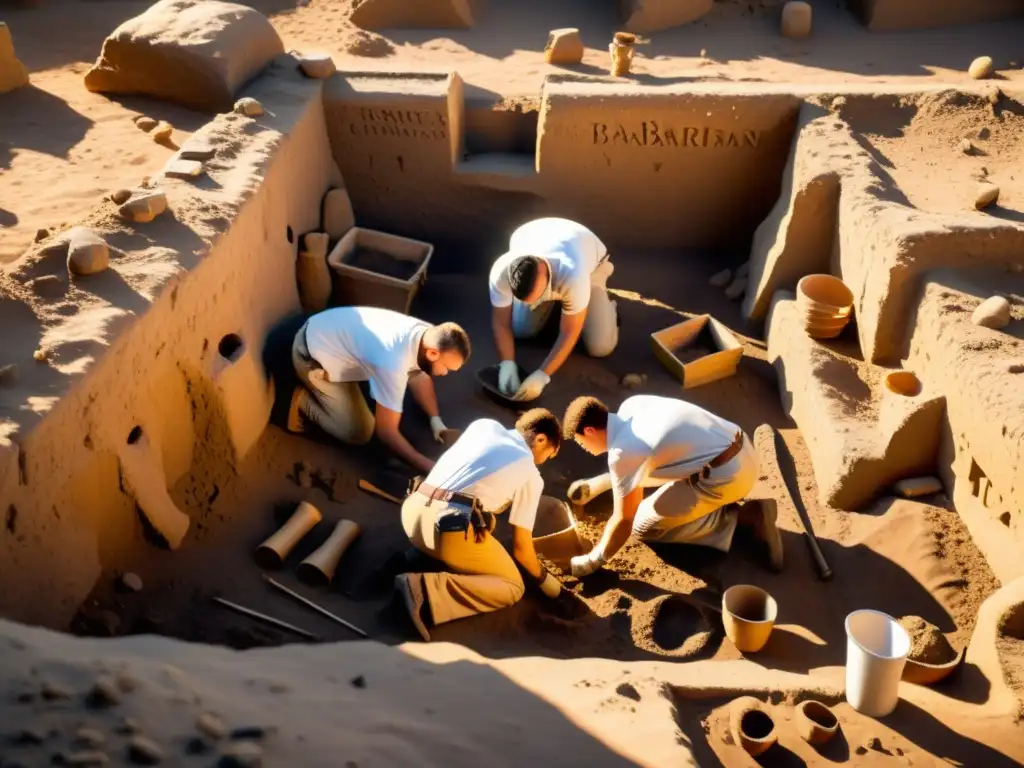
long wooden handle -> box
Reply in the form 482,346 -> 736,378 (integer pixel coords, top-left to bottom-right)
359,478 -> 402,505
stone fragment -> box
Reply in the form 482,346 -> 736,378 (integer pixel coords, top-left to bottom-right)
151,122 -> 173,144
0,22 -> 30,94
709,268 -> 732,287
35,228 -> 49,242
164,158 -> 204,180
33,349 -> 48,363
117,672 -> 140,693
297,53 -> 336,78
87,676 -> 121,707
66,227 -> 110,276
322,187 -> 355,238
971,295 -> 1011,329
120,572 -> 143,592
960,138 -> 973,154
781,2 -> 812,38
115,718 -> 141,735
110,189 -> 132,205
974,184 -> 1000,209
178,138 -> 216,161
725,276 -> 748,300
544,28 -> 583,66
119,190 -> 168,223
134,116 -> 157,132
620,373 -> 646,389
64,750 -> 110,765
0,364 -> 17,386
76,727 -> 107,747
894,476 -> 943,498
41,681 -> 72,700
969,56 -> 994,80
830,96 -> 846,111
30,275 -> 64,296
197,713 -> 228,740
350,675 -> 366,689
234,98 -> 264,117
218,741 -> 263,767
127,735 -> 165,764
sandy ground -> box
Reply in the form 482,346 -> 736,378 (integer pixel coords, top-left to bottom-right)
3,0 -> 1024,263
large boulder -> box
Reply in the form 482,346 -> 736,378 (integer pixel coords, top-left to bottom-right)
84,0 -> 284,113
351,0 -> 474,30
0,22 -> 29,94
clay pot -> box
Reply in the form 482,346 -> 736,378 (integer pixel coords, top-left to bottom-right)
795,700 -> 839,745
297,519 -> 361,586
803,314 -> 851,340
722,585 -> 777,653
609,42 -> 634,76
532,496 -> 590,569
902,646 -> 966,685
797,274 -> 854,310
256,501 -> 322,569
728,696 -> 778,757
885,371 -> 921,397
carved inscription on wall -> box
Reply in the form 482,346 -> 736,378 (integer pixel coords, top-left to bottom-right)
348,108 -> 448,140
592,121 -> 760,149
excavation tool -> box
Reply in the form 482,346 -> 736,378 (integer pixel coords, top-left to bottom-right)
358,478 -> 403,505
211,596 -> 320,641
263,575 -> 369,638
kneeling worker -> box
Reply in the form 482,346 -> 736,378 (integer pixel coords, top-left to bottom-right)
489,217 -> 618,402
395,409 -> 564,641
561,394 -> 783,578
290,306 -> 470,474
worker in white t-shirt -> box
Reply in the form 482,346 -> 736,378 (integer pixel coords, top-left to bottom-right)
488,217 -> 618,402
394,410 -> 564,641
560,394 -> 783,577
289,306 -> 471,474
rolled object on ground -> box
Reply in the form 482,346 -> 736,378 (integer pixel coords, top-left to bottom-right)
256,501 -> 322,569
298,519 -> 361,586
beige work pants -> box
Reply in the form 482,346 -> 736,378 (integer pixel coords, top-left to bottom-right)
401,492 -> 525,626
291,322 -> 375,445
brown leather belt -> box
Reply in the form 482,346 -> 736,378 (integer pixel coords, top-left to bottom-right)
708,431 -> 745,469
416,482 -> 481,511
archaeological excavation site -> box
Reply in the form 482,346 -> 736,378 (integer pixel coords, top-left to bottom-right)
1,0 -> 1024,765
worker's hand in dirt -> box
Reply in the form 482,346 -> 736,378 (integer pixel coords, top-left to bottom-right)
429,416 -> 448,444
498,360 -> 521,395
537,570 -> 562,599
512,370 -> 550,402
570,549 -> 607,579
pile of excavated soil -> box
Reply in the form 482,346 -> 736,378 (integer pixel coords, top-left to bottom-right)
899,614 -> 958,665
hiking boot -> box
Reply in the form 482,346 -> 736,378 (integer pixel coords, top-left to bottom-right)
286,386 -> 306,434
395,574 -> 431,642
751,499 -> 784,572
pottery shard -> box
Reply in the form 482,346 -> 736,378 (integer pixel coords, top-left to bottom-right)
894,476 -> 943,498
67,227 -> 111,276
975,184 -> 1000,209
297,52 -> 336,79
0,22 -> 30,95
164,158 -> 204,179
781,2 -> 812,38
709,268 -> 732,287
725,276 -> 748,300
321,187 -> 355,239
969,56 -> 994,80
120,190 -> 168,223
545,28 -> 583,66
234,97 -> 264,117
972,295 -> 1011,329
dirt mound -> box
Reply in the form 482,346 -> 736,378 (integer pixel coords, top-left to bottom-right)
899,615 -> 957,665
342,29 -> 395,58
84,0 -> 284,112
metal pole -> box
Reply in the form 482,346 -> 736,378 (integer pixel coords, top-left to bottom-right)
263,575 -> 369,638
211,596 -> 320,641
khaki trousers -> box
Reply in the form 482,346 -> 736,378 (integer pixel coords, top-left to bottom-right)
291,322 -> 375,445
401,493 -> 525,626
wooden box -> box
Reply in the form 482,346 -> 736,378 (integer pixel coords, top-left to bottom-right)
651,314 -> 743,389
326,227 -> 434,315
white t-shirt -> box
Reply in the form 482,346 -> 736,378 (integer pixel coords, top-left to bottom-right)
304,306 -> 428,413
423,419 -> 543,532
606,395 -> 741,497
488,217 -> 607,316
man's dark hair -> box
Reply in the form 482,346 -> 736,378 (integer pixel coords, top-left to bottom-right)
507,256 -> 542,301
425,322 -> 471,362
515,408 -> 562,452
562,396 -> 609,440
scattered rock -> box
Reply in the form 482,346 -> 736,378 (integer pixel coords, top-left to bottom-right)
968,56 -> 994,80
977,127 -> 991,140
178,138 -> 216,161
894,476 -> 943,498
151,122 -> 174,144
855,745 -> 868,755
229,726 -> 274,741
234,98 -> 264,117
110,189 -> 133,205
119,190 -> 168,223
87,676 -> 121,707
63,750 -> 110,765
33,349 -> 48,363
974,184 -> 1000,210
115,718 -> 141,735
830,96 -> 846,111
709,268 -> 732,287
322,187 -> 355,239
134,116 -> 158,132
615,682 -> 641,701
971,295 -> 1011,329
620,373 -> 646,389
725,276 -> 748,300
960,138 -> 973,154
544,28 -> 583,66
120,572 -> 144,593
164,158 -> 204,180
75,728 -> 106,747
127,735 -> 165,764
34,228 -> 49,242
41,681 -> 72,700
0,364 -> 17,386
197,713 -> 228,740
67,227 -> 110,276
218,741 -> 263,767
296,461 -> 313,489
350,675 -> 366,689
297,52 -> 336,78
781,1 -> 812,38
14,728 -> 46,745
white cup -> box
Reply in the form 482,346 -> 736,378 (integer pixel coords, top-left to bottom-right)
845,609 -> 911,717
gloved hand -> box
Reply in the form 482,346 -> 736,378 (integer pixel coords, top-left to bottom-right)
498,360 -> 521,395
429,416 -> 448,444
570,549 -> 607,579
537,570 -> 562,599
512,370 -> 550,402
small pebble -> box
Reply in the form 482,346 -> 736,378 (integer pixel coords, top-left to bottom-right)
75,727 -> 106,747
151,122 -> 173,144
350,675 -> 366,689
119,190 -> 168,224
297,53 -> 337,79
164,158 -> 204,180
218,741 -> 263,767
197,713 -> 228,740
615,682 -> 641,701
971,295 -> 1011,329
709,268 -> 732,287
110,189 -> 132,205
64,750 -> 110,766
34,228 -> 49,242
87,676 -> 121,707
127,735 -> 165,764
855,745 -> 868,755
974,184 -> 1000,210
120,572 -> 144,593
134,116 -> 157,131
968,55 -> 994,80
620,373 -> 646,389
0,363 -> 17,386
960,138 -> 973,154
117,672 -> 140,693
115,718 -> 141,735
67,227 -> 110,276
41,681 -> 72,700
233,98 -> 264,117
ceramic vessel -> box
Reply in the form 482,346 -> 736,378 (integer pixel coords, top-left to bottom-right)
256,501 -> 322,569
722,585 -> 778,653
795,700 -> 839,745
298,519 -> 361,586
728,696 -> 778,757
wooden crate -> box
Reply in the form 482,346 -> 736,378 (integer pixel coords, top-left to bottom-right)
326,227 -> 434,315
651,314 -> 743,390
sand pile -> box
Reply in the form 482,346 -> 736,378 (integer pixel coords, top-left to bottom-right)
342,28 -> 395,58
899,615 -> 957,665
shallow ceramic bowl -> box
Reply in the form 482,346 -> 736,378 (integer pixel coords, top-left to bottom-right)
902,647 -> 966,685
797,274 -> 854,311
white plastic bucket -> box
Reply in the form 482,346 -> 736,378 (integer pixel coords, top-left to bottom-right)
845,609 -> 911,717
